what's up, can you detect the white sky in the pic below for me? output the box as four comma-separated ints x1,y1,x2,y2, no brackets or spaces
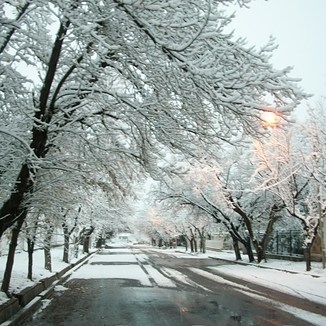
227,0,326,121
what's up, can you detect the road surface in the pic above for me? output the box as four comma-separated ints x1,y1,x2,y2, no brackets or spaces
23,247,323,326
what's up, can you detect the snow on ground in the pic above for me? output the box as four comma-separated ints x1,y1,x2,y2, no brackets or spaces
134,253,148,262
161,267,195,287
142,265,176,288
188,267,326,325
90,253,138,263
106,247,139,252
70,249,151,286
161,267,212,292
70,264,152,286
76,248,177,288
208,264,326,305
236,288,326,326
151,248,326,305
0,246,88,304
207,250,326,276
151,248,326,326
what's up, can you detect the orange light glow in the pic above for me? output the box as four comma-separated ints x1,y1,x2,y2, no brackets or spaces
261,111,281,127
180,307,189,313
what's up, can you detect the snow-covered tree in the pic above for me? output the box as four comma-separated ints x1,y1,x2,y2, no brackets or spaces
304,101,326,205
302,101,326,268
157,142,293,262
252,122,323,270
0,0,305,235
0,0,306,294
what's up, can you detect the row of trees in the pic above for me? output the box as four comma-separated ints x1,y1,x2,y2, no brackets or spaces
0,0,307,295
139,103,326,271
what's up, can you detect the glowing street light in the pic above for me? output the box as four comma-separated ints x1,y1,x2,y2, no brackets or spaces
261,111,281,127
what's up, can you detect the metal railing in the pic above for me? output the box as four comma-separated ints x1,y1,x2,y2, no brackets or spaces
267,230,304,256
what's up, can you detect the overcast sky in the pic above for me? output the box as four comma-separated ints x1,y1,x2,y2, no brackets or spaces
227,0,326,121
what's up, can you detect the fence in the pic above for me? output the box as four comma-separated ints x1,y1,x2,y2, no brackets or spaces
267,230,304,256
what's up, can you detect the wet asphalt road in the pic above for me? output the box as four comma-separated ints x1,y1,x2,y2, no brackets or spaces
22,247,316,326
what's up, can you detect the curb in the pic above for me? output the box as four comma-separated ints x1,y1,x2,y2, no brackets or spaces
0,250,98,325
1,297,42,326
173,249,323,279
208,255,323,279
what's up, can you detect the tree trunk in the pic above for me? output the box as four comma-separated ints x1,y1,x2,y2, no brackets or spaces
258,208,280,263
82,226,94,254
96,237,103,248
73,235,79,258
27,238,35,280
44,246,52,272
0,19,70,239
190,237,194,252
201,236,206,254
196,227,206,254
244,238,255,262
0,164,30,239
255,243,265,263
44,226,54,272
62,223,69,263
185,236,189,251
1,215,25,294
62,207,80,262
304,244,312,272
83,237,90,253
231,234,242,260
251,238,265,263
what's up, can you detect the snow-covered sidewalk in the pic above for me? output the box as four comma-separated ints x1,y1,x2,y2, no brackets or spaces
155,247,326,306
208,249,326,276
0,247,89,305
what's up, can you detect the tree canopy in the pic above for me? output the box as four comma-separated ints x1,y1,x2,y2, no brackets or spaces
0,0,309,292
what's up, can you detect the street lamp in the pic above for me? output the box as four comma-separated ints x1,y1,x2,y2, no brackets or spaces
261,111,281,127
